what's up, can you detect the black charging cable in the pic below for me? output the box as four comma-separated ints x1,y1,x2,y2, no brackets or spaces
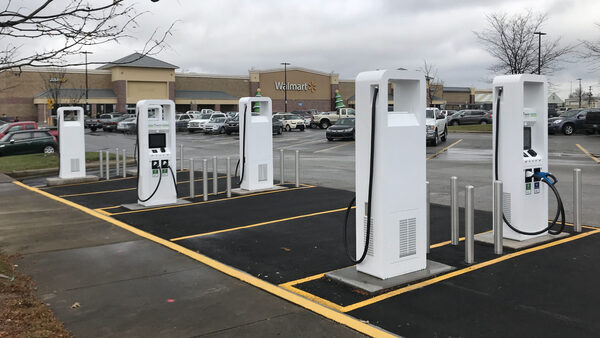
343,86,378,264
494,88,565,235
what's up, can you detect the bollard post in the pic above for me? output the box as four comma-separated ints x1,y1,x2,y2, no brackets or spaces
189,159,195,198
450,176,459,245
99,150,104,178
213,156,218,195
465,185,475,264
295,150,300,188
493,180,503,255
105,150,110,180
203,159,208,201
280,149,285,185
574,168,582,233
226,156,232,198
426,181,430,254
116,148,120,176
179,144,184,170
122,149,126,178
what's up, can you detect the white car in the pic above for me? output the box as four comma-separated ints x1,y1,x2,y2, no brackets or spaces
425,107,447,146
187,111,226,133
273,113,305,131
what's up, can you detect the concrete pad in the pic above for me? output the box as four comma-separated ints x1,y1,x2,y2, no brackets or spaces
475,231,570,249
325,260,454,294
121,198,190,210
46,175,99,186
231,185,287,195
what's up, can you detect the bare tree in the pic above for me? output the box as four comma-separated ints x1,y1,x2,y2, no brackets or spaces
419,60,442,107
0,0,174,72
474,11,572,74
581,23,600,68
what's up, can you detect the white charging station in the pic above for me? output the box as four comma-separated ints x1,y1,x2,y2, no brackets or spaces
58,107,86,179
235,97,276,192
135,100,178,207
354,69,427,279
492,74,549,241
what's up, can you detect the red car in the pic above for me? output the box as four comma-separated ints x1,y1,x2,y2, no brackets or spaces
0,121,38,139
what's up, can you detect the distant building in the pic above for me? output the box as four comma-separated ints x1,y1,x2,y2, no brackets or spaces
548,92,563,105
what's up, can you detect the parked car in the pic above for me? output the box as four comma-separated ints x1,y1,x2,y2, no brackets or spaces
85,116,103,131
291,110,315,128
203,117,229,134
0,121,37,139
447,109,491,125
187,111,227,133
312,108,355,129
117,117,137,133
0,130,57,156
273,114,305,131
440,110,457,118
225,115,239,135
185,110,202,119
326,117,355,141
583,109,600,134
425,108,448,146
98,113,128,132
548,109,594,135
175,113,193,131
272,118,283,135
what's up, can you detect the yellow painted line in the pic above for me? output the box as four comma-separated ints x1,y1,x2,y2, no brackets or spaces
341,228,600,313
109,185,316,216
426,139,463,160
314,142,354,154
280,283,346,312
170,206,355,241
12,181,393,338
280,273,326,288
93,208,112,216
576,144,600,164
57,175,227,198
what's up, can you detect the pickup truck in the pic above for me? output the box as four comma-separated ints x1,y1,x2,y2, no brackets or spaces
98,113,130,132
312,108,355,129
425,107,447,146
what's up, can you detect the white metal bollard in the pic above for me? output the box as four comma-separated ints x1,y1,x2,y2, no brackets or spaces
493,180,503,255
450,176,459,245
574,168,582,233
465,185,475,264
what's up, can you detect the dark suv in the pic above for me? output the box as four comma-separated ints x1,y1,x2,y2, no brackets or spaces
548,109,597,135
583,109,600,134
447,110,491,125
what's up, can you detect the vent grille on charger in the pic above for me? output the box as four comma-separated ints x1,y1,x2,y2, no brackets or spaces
399,217,417,258
70,158,80,172
503,192,511,223
363,216,375,256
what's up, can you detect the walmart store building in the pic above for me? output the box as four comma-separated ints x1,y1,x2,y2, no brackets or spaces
0,53,355,123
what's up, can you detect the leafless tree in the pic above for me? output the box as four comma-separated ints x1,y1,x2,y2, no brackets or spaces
581,23,600,69
474,11,572,75
0,0,174,72
419,60,442,107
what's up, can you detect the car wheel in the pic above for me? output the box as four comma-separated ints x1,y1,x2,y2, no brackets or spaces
90,127,97,132
285,125,292,132
441,127,447,142
278,127,283,135
450,120,459,126
327,137,333,141
219,127,225,134
300,125,305,131
433,129,440,146
480,120,488,125
562,124,574,135
43,145,55,154
320,120,330,129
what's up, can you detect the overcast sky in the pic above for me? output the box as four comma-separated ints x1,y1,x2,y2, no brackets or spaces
70,0,600,99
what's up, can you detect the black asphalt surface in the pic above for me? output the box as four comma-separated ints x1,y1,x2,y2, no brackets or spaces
37,177,600,337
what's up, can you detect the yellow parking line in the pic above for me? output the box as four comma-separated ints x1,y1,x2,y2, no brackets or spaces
427,139,463,160
170,206,354,241
109,185,316,216
340,229,600,312
314,142,354,154
13,181,393,338
576,144,600,164
280,283,346,312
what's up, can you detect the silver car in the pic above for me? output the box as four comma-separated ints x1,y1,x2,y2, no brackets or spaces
203,117,229,134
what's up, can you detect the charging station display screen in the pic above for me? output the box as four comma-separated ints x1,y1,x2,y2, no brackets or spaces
524,127,532,150
149,133,166,148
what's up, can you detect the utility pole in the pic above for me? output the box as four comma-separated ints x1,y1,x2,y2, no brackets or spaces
533,32,546,75
577,78,582,108
280,62,290,112
82,51,93,115
589,86,593,107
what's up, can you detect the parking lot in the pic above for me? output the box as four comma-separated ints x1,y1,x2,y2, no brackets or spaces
16,125,600,336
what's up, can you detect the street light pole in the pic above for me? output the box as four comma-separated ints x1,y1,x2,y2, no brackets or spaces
281,62,290,112
577,78,582,108
82,51,93,115
533,31,546,75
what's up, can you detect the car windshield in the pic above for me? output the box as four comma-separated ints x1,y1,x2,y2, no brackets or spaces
425,110,435,119
336,118,355,126
210,117,226,123
560,110,581,117
200,114,212,119
99,114,112,119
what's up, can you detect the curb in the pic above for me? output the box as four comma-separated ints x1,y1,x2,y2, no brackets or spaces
6,160,137,179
